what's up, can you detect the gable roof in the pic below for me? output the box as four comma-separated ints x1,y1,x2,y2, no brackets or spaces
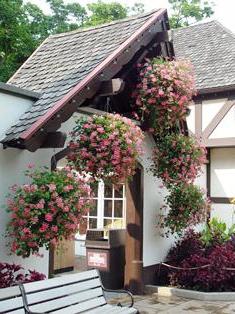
172,20,235,93
3,9,167,147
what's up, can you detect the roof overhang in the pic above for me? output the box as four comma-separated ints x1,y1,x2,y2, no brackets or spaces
0,82,40,99
3,8,171,151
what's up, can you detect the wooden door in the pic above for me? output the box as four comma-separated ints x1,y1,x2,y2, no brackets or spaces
53,239,75,273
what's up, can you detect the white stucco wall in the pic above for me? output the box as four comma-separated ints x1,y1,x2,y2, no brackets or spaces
0,91,79,277
141,134,175,267
0,92,33,139
209,148,235,227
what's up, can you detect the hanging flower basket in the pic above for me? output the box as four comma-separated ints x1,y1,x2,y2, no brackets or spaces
67,113,144,184
6,167,92,257
160,183,208,236
151,134,207,188
133,58,196,133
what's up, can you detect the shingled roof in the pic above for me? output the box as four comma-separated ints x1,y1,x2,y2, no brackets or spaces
172,20,235,93
2,9,166,146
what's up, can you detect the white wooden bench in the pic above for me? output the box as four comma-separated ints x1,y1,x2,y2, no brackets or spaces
0,285,25,314
19,269,138,313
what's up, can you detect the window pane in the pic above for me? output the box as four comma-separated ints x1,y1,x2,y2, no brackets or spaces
89,218,97,229
114,200,123,217
104,219,112,229
104,184,113,198
89,200,98,216
104,200,112,217
113,219,124,228
114,185,123,198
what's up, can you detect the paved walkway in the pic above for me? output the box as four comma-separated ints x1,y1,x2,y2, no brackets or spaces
132,294,235,314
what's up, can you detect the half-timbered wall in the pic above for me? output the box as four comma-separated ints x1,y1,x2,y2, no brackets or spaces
187,95,235,226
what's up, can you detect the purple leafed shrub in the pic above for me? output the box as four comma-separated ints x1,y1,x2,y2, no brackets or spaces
167,229,204,264
0,262,45,288
166,230,235,292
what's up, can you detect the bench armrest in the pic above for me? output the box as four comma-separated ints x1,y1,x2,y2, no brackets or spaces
19,284,46,314
102,287,134,308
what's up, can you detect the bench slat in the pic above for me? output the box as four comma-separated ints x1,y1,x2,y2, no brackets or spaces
24,269,99,293
0,286,24,313
27,278,101,304
28,287,104,312
0,286,21,300
4,309,25,314
50,296,106,314
0,296,24,312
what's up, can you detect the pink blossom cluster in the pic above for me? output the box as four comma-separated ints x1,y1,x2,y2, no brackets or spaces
67,113,144,184
6,167,93,257
151,134,207,188
133,58,196,131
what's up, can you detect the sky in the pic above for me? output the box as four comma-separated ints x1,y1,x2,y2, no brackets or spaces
28,0,235,32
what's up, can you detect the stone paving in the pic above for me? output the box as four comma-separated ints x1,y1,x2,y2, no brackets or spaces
132,294,235,314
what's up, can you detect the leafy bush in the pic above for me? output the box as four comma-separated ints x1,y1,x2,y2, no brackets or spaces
0,262,45,288
169,243,235,292
201,217,235,247
167,229,203,264
166,219,235,291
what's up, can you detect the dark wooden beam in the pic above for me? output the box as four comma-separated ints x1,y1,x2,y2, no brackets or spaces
155,30,170,42
40,132,67,148
125,165,144,295
195,102,202,137
99,78,125,96
211,197,233,204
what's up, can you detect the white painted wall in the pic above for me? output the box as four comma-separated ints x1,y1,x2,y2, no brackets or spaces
186,104,195,133
0,91,78,277
0,91,33,140
210,148,235,198
202,98,226,131
209,148,235,228
210,105,235,138
141,134,175,267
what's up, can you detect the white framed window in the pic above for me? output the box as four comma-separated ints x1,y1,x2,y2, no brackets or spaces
85,181,126,230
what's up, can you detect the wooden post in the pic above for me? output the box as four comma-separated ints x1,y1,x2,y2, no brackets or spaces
125,166,144,295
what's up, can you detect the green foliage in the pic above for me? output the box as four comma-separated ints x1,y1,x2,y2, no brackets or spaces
86,0,127,26
200,217,235,247
0,0,144,82
169,0,214,28
162,183,207,236
0,0,36,82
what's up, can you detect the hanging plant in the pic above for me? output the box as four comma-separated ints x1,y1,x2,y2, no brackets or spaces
6,167,92,257
151,134,207,188
160,183,208,236
67,113,144,184
133,58,196,133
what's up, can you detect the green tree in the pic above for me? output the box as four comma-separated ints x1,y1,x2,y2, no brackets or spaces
0,0,36,82
0,0,144,82
169,0,214,28
129,2,145,15
86,0,128,26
